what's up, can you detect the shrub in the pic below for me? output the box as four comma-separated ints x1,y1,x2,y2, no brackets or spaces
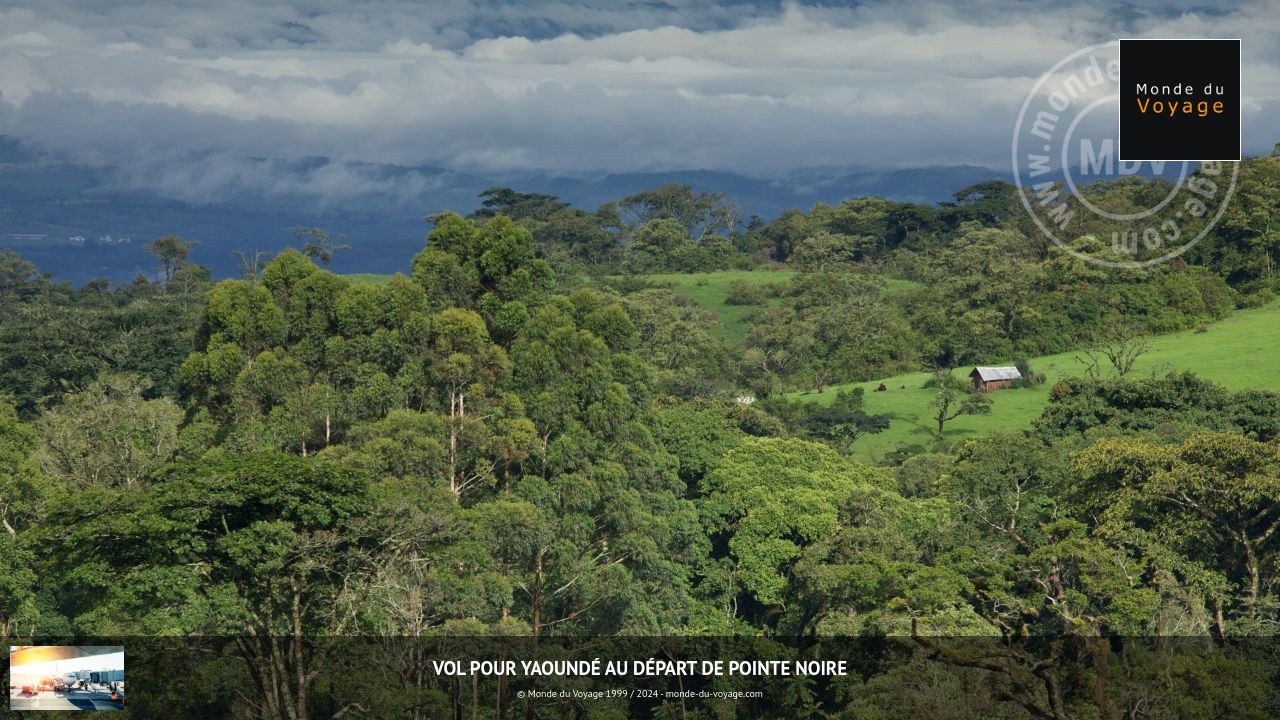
725,280,768,306
1238,288,1276,309
1014,356,1045,387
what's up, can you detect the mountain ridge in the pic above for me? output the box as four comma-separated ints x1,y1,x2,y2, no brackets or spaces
0,137,1007,283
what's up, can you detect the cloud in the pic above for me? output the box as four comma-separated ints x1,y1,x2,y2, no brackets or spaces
1,0,1277,203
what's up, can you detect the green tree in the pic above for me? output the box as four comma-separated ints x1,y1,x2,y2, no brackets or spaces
1077,432,1280,632
144,235,198,282
0,397,51,537
49,452,375,720
616,183,738,239
931,370,992,440
430,308,511,499
0,249,45,307
470,187,568,222
291,226,350,266
0,397,50,638
701,437,894,610
36,374,183,490
202,279,287,362
413,213,553,313
796,388,892,452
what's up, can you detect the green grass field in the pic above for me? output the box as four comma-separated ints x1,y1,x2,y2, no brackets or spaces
639,270,796,343
639,270,919,344
345,272,395,285
792,300,1280,463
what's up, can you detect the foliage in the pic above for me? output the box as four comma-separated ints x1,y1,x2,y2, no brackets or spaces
36,373,183,490
4,165,1280,717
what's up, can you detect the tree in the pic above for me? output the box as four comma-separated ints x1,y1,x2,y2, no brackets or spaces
1076,432,1280,631
144,235,198,282
0,284,201,419
0,403,55,645
797,388,891,452
429,308,511,499
701,437,894,610
235,249,274,282
782,481,970,636
929,432,1163,720
412,212,553,312
0,530,39,637
931,369,991,440
0,249,45,307
791,230,864,270
616,183,738,239
626,218,695,272
202,279,288,363
534,208,617,266
939,181,1017,227
1094,314,1152,377
36,374,183,490
291,226,351,266
469,187,568,222
48,452,376,720
1036,371,1280,442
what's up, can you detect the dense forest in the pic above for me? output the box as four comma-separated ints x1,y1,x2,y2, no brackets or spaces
4,150,1280,719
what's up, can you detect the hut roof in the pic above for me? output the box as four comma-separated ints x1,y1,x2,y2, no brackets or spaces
970,366,1022,381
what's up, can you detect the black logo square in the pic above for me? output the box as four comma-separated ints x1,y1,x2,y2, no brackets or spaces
1119,39,1240,161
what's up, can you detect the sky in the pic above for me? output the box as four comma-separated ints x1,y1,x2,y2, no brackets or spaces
1,0,1279,194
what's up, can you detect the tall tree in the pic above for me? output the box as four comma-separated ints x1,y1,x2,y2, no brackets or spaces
36,374,183,489
48,452,376,720
615,184,738,238
291,227,351,267
144,235,198,282
932,369,992,440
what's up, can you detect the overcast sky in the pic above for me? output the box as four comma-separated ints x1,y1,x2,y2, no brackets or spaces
2,0,1279,185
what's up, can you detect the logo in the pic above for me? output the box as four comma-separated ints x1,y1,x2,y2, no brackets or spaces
1119,39,1241,162
1012,41,1238,268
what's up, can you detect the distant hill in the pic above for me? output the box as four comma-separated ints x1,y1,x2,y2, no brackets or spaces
0,136,1007,283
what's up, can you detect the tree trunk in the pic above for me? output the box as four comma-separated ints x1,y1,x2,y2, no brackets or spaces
531,552,544,639
1242,532,1261,611
1088,637,1117,720
448,391,466,498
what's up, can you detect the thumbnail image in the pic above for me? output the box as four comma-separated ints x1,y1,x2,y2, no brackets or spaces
8,646,124,712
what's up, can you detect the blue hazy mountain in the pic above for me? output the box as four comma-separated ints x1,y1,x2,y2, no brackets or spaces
0,138,1006,283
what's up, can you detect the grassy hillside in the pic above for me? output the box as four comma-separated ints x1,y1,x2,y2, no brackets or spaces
639,270,920,344
345,272,395,285
639,270,796,343
792,300,1280,463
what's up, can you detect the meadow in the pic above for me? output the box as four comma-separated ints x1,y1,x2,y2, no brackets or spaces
344,272,394,285
793,300,1280,462
637,269,918,344
637,269,795,343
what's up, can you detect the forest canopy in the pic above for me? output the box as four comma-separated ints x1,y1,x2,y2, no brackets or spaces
4,157,1280,719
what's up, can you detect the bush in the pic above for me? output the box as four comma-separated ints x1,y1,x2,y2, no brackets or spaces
1238,288,1276,309
1014,356,1045,387
725,280,768,306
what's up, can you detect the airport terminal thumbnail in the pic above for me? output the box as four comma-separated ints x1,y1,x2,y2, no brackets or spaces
8,646,124,712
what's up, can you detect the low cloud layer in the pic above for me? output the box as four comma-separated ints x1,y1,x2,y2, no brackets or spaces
2,0,1279,200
